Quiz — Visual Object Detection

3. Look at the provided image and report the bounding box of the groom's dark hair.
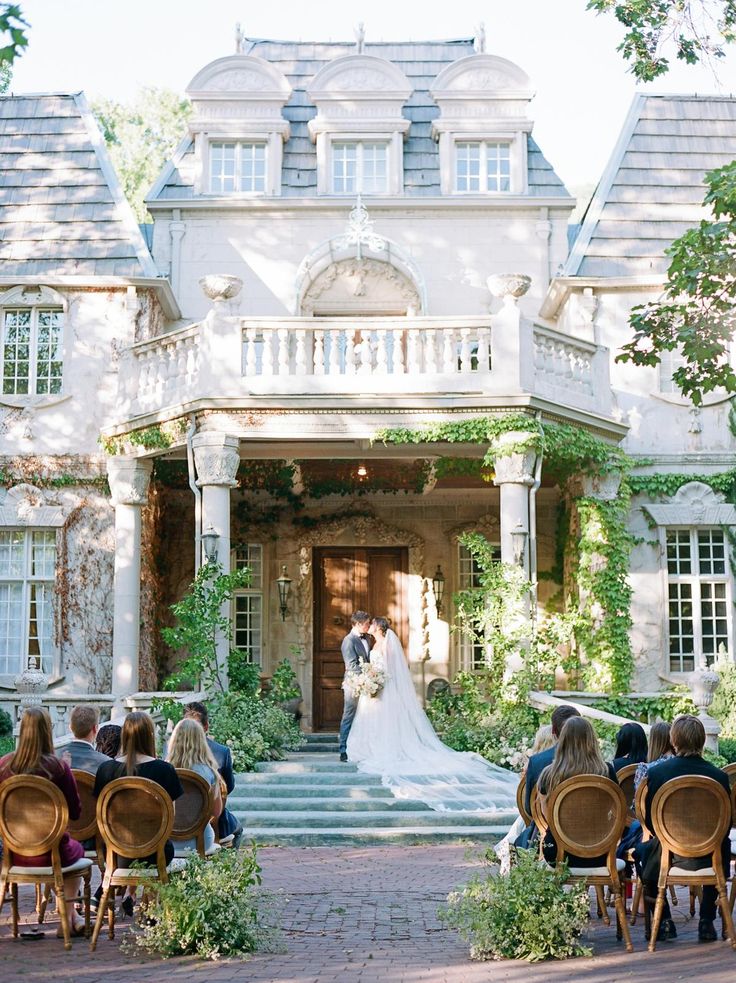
[351,610,371,625]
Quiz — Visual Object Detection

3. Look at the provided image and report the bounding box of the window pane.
[32,531,56,579]
[0,530,25,577]
[233,594,262,664]
[3,309,31,395]
[239,143,266,193]
[455,143,480,192]
[697,529,726,576]
[458,543,500,670]
[701,581,729,663]
[360,143,388,194]
[234,543,262,589]
[333,143,357,194]
[35,310,63,396]
[0,581,23,675]
[486,142,511,192]
[668,581,694,672]
[666,530,691,575]
[659,347,687,394]
[210,142,236,193]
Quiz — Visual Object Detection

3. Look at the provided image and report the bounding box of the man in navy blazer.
[338,610,372,761]
[184,701,243,848]
[514,704,581,849]
[62,705,110,775]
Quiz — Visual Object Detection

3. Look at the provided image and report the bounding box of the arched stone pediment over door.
[300,258,422,316]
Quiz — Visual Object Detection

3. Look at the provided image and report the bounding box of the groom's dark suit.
[338,629,371,756]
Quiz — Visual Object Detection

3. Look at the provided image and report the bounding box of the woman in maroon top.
[0,707,86,937]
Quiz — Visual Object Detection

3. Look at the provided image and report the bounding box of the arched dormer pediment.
[308,54,412,104]
[185,55,292,196]
[431,54,532,101]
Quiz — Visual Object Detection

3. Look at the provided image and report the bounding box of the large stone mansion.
[0,34,734,730]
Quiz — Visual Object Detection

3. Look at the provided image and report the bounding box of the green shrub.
[0,707,13,737]
[127,845,282,960]
[265,658,301,705]
[210,691,302,772]
[711,655,736,738]
[227,650,261,696]
[0,734,14,755]
[719,737,736,763]
[441,848,591,962]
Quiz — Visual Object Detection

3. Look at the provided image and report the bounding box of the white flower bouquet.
[343,655,387,699]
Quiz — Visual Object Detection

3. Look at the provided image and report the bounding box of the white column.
[491,431,540,580]
[107,456,153,701]
[192,432,240,688]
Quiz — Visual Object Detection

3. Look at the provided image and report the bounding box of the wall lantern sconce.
[201,524,220,564]
[432,565,446,615]
[511,522,528,567]
[356,463,368,479]
[276,565,292,621]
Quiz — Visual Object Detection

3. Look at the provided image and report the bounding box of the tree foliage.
[92,87,191,222]
[617,161,736,402]
[588,0,736,80]
[0,4,28,66]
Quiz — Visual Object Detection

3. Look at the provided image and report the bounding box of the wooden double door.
[313,546,408,731]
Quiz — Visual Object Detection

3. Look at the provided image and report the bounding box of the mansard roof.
[150,38,569,201]
[566,93,736,278]
[0,92,157,277]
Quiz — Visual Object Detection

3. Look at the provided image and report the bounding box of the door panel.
[313,546,408,731]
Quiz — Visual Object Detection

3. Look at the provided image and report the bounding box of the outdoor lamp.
[511,522,528,567]
[432,565,445,615]
[201,524,219,563]
[276,565,292,621]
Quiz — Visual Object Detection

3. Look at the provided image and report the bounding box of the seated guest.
[0,707,87,937]
[95,722,122,759]
[184,701,243,848]
[514,704,581,849]
[94,711,183,916]
[537,716,618,868]
[634,721,673,791]
[62,705,110,775]
[612,721,648,772]
[639,714,731,943]
[166,717,223,854]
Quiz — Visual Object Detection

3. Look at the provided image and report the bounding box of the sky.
[9,0,736,189]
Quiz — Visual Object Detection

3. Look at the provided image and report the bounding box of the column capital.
[490,430,540,487]
[107,456,152,506]
[192,432,240,487]
[568,472,622,501]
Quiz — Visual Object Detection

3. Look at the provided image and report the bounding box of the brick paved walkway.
[2,846,735,981]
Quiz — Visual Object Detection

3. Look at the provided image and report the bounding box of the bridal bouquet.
[343,656,387,699]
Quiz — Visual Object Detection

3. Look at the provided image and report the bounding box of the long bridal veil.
[346,628,517,813]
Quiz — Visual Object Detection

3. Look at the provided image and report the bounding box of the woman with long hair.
[634,721,673,790]
[537,717,618,867]
[166,717,223,853]
[94,711,183,916]
[612,721,648,770]
[0,707,86,937]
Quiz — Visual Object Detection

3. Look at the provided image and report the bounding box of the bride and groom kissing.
[338,610,382,762]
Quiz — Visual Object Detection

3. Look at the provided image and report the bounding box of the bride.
[346,617,517,813]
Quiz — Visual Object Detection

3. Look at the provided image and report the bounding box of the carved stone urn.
[487,273,532,303]
[14,655,49,708]
[690,659,721,752]
[199,274,243,303]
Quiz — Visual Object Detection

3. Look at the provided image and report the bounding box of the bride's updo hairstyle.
[371,617,390,636]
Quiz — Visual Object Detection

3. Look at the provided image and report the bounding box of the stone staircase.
[228,733,516,846]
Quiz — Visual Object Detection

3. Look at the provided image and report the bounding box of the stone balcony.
[109,304,615,431]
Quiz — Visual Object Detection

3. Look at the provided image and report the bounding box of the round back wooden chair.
[723,762,736,790]
[172,768,218,859]
[615,764,638,828]
[69,769,103,869]
[90,776,174,952]
[529,784,547,854]
[0,775,92,951]
[515,773,531,827]
[648,775,736,952]
[545,774,633,952]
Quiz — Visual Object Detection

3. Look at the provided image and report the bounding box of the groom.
[338,610,372,762]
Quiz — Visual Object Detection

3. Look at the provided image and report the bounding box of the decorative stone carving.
[187,55,292,99]
[568,472,622,501]
[450,512,501,542]
[334,196,386,257]
[308,54,412,101]
[0,484,65,527]
[207,69,272,91]
[14,655,49,709]
[691,660,722,752]
[490,431,539,486]
[301,258,421,316]
[487,273,532,303]
[199,274,243,303]
[107,457,153,507]
[644,480,736,527]
[192,432,240,487]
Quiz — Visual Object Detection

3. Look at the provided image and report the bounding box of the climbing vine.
[100,418,187,456]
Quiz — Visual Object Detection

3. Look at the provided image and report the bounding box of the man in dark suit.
[640,714,731,943]
[184,701,243,848]
[62,705,110,774]
[338,610,372,762]
[514,704,581,849]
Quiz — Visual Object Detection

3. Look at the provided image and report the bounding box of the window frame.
[0,528,58,682]
[329,138,391,196]
[662,525,734,673]
[1,305,64,399]
[456,539,501,671]
[453,140,512,194]
[231,543,265,666]
[207,140,268,196]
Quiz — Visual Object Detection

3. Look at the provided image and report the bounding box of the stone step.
[255,755,352,773]
[229,783,393,799]
[302,733,339,744]
[233,809,517,829]
[235,771,382,787]
[229,795,433,812]
[240,825,511,847]
[298,743,340,753]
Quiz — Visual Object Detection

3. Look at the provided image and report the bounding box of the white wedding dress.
[346,629,517,813]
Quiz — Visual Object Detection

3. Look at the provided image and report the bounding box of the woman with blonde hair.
[0,707,87,937]
[166,717,223,853]
[538,716,618,867]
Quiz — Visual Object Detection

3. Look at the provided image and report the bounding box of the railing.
[112,310,613,423]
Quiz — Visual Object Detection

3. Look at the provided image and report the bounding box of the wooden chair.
[730,783,736,914]
[616,764,638,827]
[211,783,235,848]
[545,774,633,952]
[0,775,92,951]
[529,784,546,853]
[515,772,531,827]
[648,775,736,952]
[69,770,104,871]
[90,776,174,951]
[172,768,220,859]
[723,763,736,789]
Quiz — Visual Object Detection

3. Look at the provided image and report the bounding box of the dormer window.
[455,141,511,193]
[0,286,67,401]
[209,141,267,194]
[332,141,389,194]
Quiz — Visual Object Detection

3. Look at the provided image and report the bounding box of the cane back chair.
[69,769,104,870]
[172,768,220,859]
[0,775,92,951]
[515,773,532,827]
